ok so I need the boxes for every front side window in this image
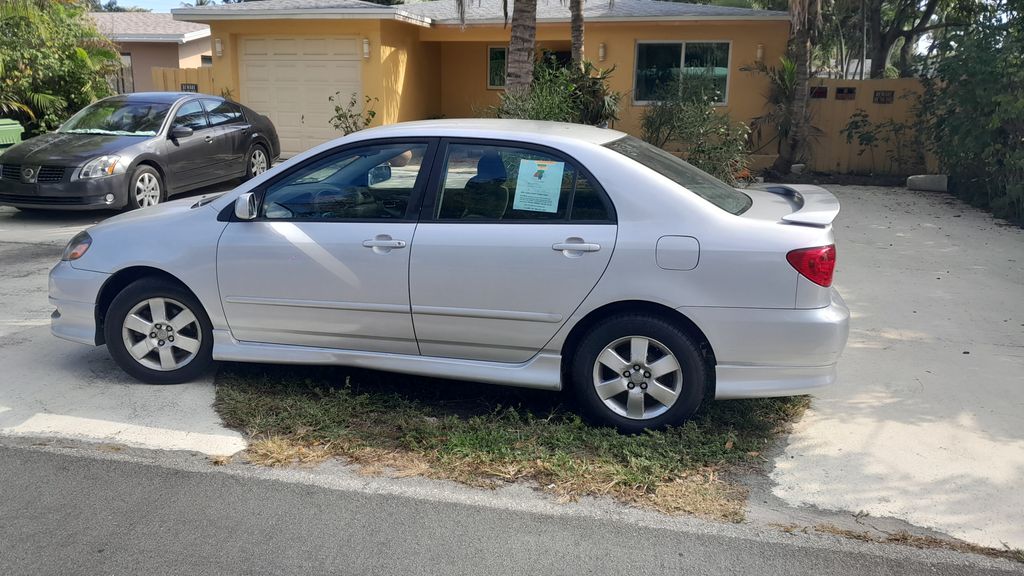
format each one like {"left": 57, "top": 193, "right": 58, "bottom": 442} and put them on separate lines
{"left": 173, "top": 101, "right": 209, "bottom": 131}
{"left": 605, "top": 136, "right": 750, "bottom": 215}
{"left": 261, "top": 142, "right": 429, "bottom": 221}
{"left": 202, "top": 99, "right": 245, "bottom": 127}
{"left": 634, "top": 41, "right": 730, "bottom": 104}
{"left": 59, "top": 99, "right": 169, "bottom": 136}
{"left": 435, "top": 143, "right": 610, "bottom": 222}
{"left": 488, "top": 47, "right": 507, "bottom": 89}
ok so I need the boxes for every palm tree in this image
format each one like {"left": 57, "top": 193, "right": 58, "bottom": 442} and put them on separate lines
{"left": 771, "top": 0, "right": 822, "bottom": 174}
{"left": 569, "top": 0, "right": 584, "bottom": 65}
{"left": 456, "top": 0, "right": 538, "bottom": 93}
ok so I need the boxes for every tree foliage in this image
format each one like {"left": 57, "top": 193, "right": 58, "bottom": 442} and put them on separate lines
{"left": 0, "top": 0, "right": 119, "bottom": 134}
{"left": 490, "top": 57, "right": 621, "bottom": 127}
{"left": 921, "top": 0, "right": 1024, "bottom": 221}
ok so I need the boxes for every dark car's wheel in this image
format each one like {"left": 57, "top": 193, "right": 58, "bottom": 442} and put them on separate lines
{"left": 243, "top": 144, "right": 270, "bottom": 181}
{"left": 126, "top": 165, "right": 163, "bottom": 210}
{"left": 104, "top": 278, "right": 214, "bottom": 384}
{"left": 571, "top": 314, "right": 707, "bottom": 433}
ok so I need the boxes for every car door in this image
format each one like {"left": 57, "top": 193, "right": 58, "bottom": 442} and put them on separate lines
{"left": 217, "top": 139, "right": 437, "bottom": 353}
{"left": 200, "top": 98, "right": 249, "bottom": 179}
{"left": 164, "top": 100, "right": 216, "bottom": 190}
{"left": 409, "top": 140, "right": 617, "bottom": 363}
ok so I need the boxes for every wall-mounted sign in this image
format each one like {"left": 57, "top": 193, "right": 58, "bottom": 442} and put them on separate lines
{"left": 180, "top": 83, "right": 199, "bottom": 93}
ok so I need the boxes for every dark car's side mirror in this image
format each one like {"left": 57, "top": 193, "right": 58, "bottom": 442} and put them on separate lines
{"left": 170, "top": 125, "right": 193, "bottom": 140}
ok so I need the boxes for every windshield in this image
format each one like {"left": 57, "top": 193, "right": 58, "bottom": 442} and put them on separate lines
{"left": 604, "top": 136, "right": 751, "bottom": 215}
{"left": 59, "top": 100, "right": 171, "bottom": 137}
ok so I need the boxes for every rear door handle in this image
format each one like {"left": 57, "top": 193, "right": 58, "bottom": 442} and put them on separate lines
{"left": 204, "top": 135, "right": 213, "bottom": 143}
{"left": 552, "top": 240, "right": 600, "bottom": 253}
{"left": 362, "top": 234, "right": 406, "bottom": 253}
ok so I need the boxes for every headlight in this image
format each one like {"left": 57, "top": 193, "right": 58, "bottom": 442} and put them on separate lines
{"left": 61, "top": 231, "right": 92, "bottom": 261}
{"left": 80, "top": 156, "right": 123, "bottom": 179}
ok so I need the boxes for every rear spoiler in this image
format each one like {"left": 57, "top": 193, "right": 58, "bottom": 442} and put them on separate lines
{"left": 758, "top": 184, "right": 841, "bottom": 227}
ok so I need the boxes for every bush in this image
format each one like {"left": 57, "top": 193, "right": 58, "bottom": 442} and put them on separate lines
{"left": 490, "top": 57, "right": 621, "bottom": 127}
{"left": 328, "top": 92, "right": 378, "bottom": 134}
{"left": 0, "top": 0, "right": 119, "bottom": 135}
{"left": 920, "top": 0, "right": 1024, "bottom": 222}
{"left": 639, "top": 76, "right": 750, "bottom": 184}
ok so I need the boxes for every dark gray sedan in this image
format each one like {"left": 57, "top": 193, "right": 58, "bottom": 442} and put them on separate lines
{"left": 0, "top": 92, "right": 279, "bottom": 211}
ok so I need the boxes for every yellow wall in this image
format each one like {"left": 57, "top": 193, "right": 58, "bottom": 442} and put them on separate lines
{"left": 177, "top": 37, "right": 212, "bottom": 69}
{"left": 429, "top": 20, "right": 789, "bottom": 135}
{"left": 380, "top": 20, "right": 441, "bottom": 123}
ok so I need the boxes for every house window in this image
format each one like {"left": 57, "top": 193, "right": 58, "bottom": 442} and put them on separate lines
{"left": 487, "top": 46, "right": 507, "bottom": 89}
{"left": 201, "top": 55, "right": 213, "bottom": 67}
{"left": 809, "top": 86, "right": 828, "bottom": 99}
{"left": 836, "top": 87, "right": 856, "bottom": 100}
{"left": 634, "top": 41, "right": 730, "bottom": 104}
{"left": 873, "top": 90, "right": 895, "bottom": 104}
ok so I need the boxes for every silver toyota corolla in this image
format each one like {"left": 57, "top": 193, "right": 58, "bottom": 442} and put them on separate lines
{"left": 49, "top": 119, "right": 849, "bottom": 431}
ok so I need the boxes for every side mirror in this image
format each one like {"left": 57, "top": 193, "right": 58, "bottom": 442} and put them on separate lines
{"left": 234, "top": 192, "right": 257, "bottom": 220}
{"left": 368, "top": 163, "right": 392, "bottom": 186}
{"left": 170, "top": 125, "right": 193, "bottom": 139}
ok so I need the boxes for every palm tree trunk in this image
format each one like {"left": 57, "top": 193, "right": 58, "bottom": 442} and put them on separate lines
{"left": 772, "top": 15, "right": 812, "bottom": 174}
{"left": 506, "top": 0, "right": 538, "bottom": 93}
{"left": 570, "top": 0, "right": 584, "bottom": 66}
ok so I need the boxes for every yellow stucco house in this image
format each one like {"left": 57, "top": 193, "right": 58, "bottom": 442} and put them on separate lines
{"left": 173, "top": 0, "right": 789, "bottom": 157}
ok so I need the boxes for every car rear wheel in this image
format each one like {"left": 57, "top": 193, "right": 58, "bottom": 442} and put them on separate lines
{"left": 104, "top": 278, "right": 213, "bottom": 384}
{"left": 127, "top": 166, "right": 163, "bottom": 210}
{"left": 244, "top": 145, "right": 270, "bottom": 181}
{"left": 571, "top": 314, "right": 707, "bottom": 433}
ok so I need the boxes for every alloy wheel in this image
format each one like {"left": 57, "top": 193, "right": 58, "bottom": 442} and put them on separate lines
{"left": 121, "top": 297, "right": 202, "bottom": 371}
{"left": 135, "top": 173, "right": 161, "bottom": 207}
{"left": 250, "top": 148, "right": 269, "bottom": 176}
{"left": 591, "top": 335, "right": 683, "bottom": 420}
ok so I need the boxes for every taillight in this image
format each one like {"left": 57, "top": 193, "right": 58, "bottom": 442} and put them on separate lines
{"left": 787, "top": 245, "right": 836, "bottom": 287}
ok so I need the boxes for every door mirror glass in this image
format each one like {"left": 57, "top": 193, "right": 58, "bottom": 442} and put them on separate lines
{"left": 170, "top": 125, "right": 193, "bottom": 139}
{"left": 234, "top": 192, "right": 257, "bottom": 220}
{"left": 368, "top": 163, "right": 392, "bottom": 186}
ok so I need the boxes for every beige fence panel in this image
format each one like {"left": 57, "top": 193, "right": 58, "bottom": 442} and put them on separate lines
{"left": 151, "top": 67, "right": 217, "bottom": 96}
{"left": 806, "top": 78, "right": 927, "bottom": 175}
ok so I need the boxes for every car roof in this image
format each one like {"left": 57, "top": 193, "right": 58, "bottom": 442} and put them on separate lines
{"left": 357, "top": 119, "right": 627, "bottom": 147}
{"left": 101, "top": 92, "right": 216, "bottom": 105}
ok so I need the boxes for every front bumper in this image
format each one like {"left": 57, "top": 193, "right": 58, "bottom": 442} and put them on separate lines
{"left": 678, "top": 288, "right": 851, "bottom": 399}
{"left": 49, "top": 261, "right": 110, "bottom": 345}
{"left": 0, "top": 172, "right": 127, "bottom": 210}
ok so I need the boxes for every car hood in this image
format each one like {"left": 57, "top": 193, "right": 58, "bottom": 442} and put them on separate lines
{"left": 0, "top": 132, "right": 149, "bottom": 166}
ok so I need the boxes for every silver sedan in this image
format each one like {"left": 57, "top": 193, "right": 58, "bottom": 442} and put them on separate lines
{"left": 48, "top": 119, "right": 849, "bottom": 431}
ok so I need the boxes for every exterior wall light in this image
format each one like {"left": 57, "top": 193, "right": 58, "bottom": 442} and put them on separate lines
{"left": 215, "top": 38, "right": 223, "bottom": 57}
{"left": 598, "top": 42, "right": 606, "bottom": 62}
{"left": 363, "top": 38, "right": 370, "bottom": 59}
{"left": 756, "top": 43, "right": 764, "bottom": 64}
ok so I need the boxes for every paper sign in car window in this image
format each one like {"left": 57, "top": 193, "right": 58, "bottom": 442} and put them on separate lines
{"left": 513, "top": 159, "right": 565, "bottom": 213}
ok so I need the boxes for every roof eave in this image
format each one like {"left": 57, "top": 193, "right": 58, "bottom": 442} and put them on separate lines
{"left": 107, "top": 29, "right": 210, "bottom": 44}
{"left": 429, "top": 14, "right": 791, "bottom": 25}
{"left": 172, "top": 8, "right": 432, "bottom": 27}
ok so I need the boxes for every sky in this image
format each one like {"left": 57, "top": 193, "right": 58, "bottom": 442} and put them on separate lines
{"left": 121, "top": 0, "right": 184, "bottom": 12}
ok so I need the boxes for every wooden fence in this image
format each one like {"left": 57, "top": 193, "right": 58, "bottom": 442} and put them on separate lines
{"left": 804, "top": 78, "right": 929, "bottom": 175}
{"left": 151, "top": 66, "right": 217, "bottom": 96}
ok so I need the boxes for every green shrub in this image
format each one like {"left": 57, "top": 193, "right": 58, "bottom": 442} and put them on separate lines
{"left": 920, "top": 0, "right": 1024, "bottom": 222}
{"left": 0, "top": 0, "right": 119, "bottom": 135}
{"left": 639, "top": 76, "right": 750, "bottom": 184}
{"left": 489, "top": 57, "right": 621, "bottom": 127}
{"left": 328, "top": 92, "right": 378, "bottom": 134}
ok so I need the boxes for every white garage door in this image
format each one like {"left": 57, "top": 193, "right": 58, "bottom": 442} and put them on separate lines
{"left": 240, "top": 36, "right": 361, "bottom": 158}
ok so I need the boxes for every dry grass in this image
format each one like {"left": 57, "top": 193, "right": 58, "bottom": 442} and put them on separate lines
{"left": 216, "top": 363, "right": 810, "bottom": 521}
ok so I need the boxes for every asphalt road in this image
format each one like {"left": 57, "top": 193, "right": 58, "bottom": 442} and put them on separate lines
{"left": 1, "top": 443, "right": 1019, "bottom": 576}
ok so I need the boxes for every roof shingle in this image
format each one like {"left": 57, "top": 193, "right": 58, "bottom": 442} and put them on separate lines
{"left": 91, "top": 12, "right": 210, "bottom": 42}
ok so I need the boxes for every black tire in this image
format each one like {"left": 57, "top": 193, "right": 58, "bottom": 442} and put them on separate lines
{"left": 125, "top": 165, "right": 164, "bottom": 211}
{"left": 242, "top": 144, "right": 270, "bottom": 181}
{"left": 104, "top": 278, "right": 214, "bottom": 384}
{"left": 570, "top": 314, "right": 708, "bottom": 433}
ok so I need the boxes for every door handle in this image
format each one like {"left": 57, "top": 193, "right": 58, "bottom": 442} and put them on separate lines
{"left": 552, "top": 238, "right": 601, "bottom": 255}
{"left": 204, "top": 135, "right": 213, "bottom": 143}
{"left": 362, "top": 234, "right": 406, "bottom": 253}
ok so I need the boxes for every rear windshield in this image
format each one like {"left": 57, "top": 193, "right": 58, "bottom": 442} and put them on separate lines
{"left": 604, "top": 136, "right": 751, "bottom": 215}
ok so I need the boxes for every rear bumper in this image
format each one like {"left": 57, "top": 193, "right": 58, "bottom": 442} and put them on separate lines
{"left": 49, "top": 261, "right": 108, "bottom": 345}
{"left": 678, "top": 288, "right": 850, "bottom": 399}
{"left": 0, "top": 174, "right": 127, "bottom": 210}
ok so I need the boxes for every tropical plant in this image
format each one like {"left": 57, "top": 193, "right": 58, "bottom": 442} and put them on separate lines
{"left": 771, "top": 0, "right": 823, "bottom": 174}
{"left": 1, "top": 0, "right": 118, "bottom": 133}
{"left": 489, "top": 57, "right": 621, "bottom": 126}
{"left": 840, "top": 107, "right": 924, "bottom": 174}
{"left": 328, "top": 92, "right": 378, "bottom": 134}
{"left": 569, "top": 0, "right": 584, "bottom": 65}
{"left": 745, "top": 56, "right": 821, "bottom": 163}
{"left": 455, "top": 0, "right": 538, "bottom": 93}
{"left": 639, "top": 76, "right": 751, "bottom": 184}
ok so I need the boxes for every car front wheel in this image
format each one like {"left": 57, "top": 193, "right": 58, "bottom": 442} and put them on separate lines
{"left": 127, "top": 165, "right": 163, "bottom": 210}
{"left": 571, "top": 314, "right": 707, "bottom": 433}
{"left": 244, "top": 145, "right": 270, "bottom": 181}
{"left": 104, "top": 278, "right": 213, "bottom": 384}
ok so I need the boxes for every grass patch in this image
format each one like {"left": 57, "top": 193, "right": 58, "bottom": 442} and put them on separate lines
{"left": 215, "top": 363, "right": 810, "bottom": 521}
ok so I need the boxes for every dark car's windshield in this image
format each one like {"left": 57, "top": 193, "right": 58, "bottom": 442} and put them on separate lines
{"left": 59, "top": 100, "right": 171, "bottom": 137}
{"left": 604, "top": 136, "right": 751, "bottom": 215}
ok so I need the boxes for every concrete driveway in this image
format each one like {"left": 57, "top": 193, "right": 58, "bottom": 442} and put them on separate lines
{"left": 0, "top": 184, "right": 244, "bottom": 456}
{"left": 771, "top": 185, "right": 1024, "bottom": 550}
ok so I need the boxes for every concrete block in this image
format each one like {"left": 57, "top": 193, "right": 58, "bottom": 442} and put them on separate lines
{"left": 907, "top": 174, "right": 948, "bottom": 192}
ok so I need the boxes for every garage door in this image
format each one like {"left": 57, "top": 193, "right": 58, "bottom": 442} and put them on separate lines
{"left": 240, "top": 37, "right": 361, "bottom": 158}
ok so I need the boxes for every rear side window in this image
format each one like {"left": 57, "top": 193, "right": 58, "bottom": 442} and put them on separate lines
{"left": 202, "top": 99, "right": 245, "bottom": 127}
{"left": 604, "top": 136, "right": 751, "bottom": 215}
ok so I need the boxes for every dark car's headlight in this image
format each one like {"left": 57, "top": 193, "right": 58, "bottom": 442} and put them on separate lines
{"left": 80, "top": 156, "right": 123, "bottom": 179}
{"left": 61, "top": 231, "right": 92, "bottom": 261}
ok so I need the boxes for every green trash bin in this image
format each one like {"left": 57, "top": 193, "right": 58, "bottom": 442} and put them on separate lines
{"left": 0, "top": 119, "right": 25, "bottom": 151}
